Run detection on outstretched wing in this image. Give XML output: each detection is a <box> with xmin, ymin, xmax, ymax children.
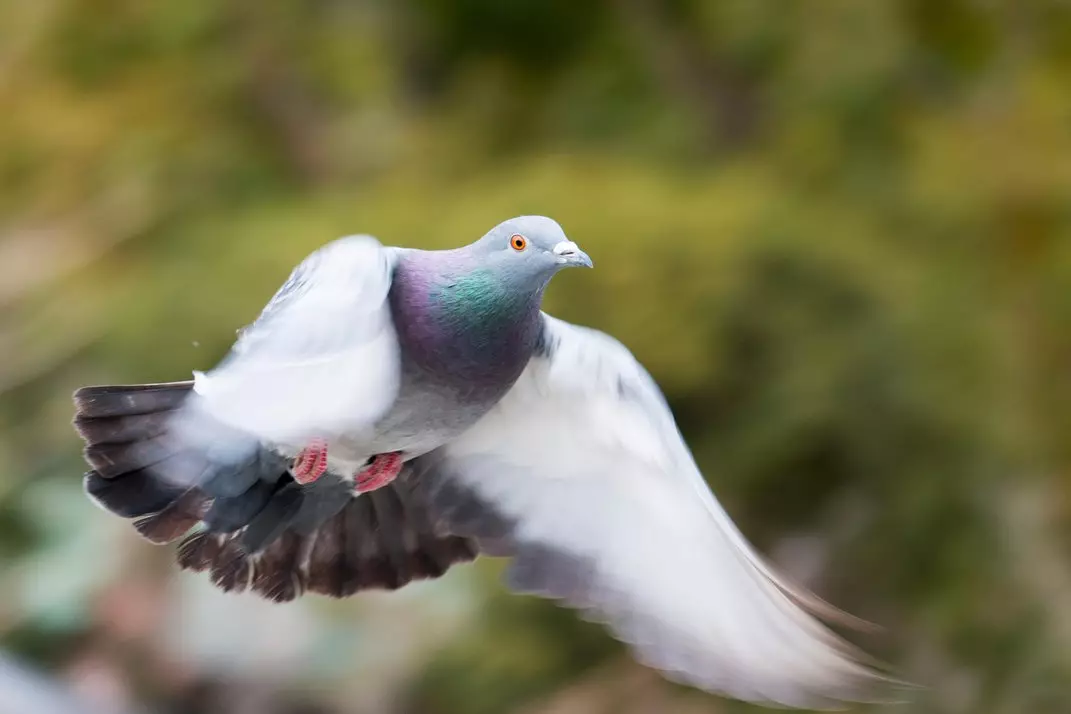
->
<box><xmin>189</xmin><ymin>235</ymin><xmax>401</xmax><ymax>447</ymax></box>
<box><xmin>414</xmin><ymin>314</ymin><xmax>891</xmax><ymax>708</ymax></box>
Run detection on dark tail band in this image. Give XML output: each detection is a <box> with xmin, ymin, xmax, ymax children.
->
<box><xmin>73</xmin><ymin>381</ymin><xmax>478</xmax><ymax>602</ymax></box>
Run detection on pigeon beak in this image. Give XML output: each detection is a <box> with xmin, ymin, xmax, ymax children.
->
<box><xmin>552</xmin><ymin>241</ymin><xmax>593</xmax><ymax>268</ymax></box>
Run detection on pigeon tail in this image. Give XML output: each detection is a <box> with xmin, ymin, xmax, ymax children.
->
<box><xmin>74</xmin><ymin>382</ymin><xmax>288</xmax><ymax>538</ymax></box>
<box><xmin>72</xmin><ymin>382</ymin><xmax>478</xmax><ymax>601</ymax></box>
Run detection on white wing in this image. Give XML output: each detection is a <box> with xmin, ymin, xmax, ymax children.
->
<box><xmin>190</xmin><ymin>236</ymin><xmax>401</xmax><ymax>447</ymax></box>
<box><xmin>415</xmin><ymin>315</ymin><xmax>891</xmax><ymax>707</ymax></box>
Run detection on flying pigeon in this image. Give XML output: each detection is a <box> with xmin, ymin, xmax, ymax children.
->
<box><xmin>73</xmin><ymin>216</ymin><xmax>890</xmax><ymax>707</ymax></box>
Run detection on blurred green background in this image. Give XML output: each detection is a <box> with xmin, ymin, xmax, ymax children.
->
<box><xmin>2</xmin><ymin>1</ymin><xmax>1071</xmax><ymax>712</ymax></box>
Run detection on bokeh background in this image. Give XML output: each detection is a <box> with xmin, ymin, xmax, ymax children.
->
<box><xmin>3</xmin><ymin>1</ymin><xmax>1071</xmax><ymax>712</ymax></box>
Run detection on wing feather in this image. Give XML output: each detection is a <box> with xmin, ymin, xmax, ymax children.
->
<box><xmin>416</xmin><ymin>314</ymin><xmax>896</xmax><ymax>707</ymax></box>
<box><xmin>188</xmin><ymin>235</ymin><xmax>401</xmax><ymax>446</ymax></box>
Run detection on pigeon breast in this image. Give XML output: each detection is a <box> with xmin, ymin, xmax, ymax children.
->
<box><xmin>364</xmin><ymin>249</ymin><xmax>545</xmax><ymax>458</ymax></box>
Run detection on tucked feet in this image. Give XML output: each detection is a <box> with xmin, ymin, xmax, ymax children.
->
<box><xmin>354</xmin><ymin>452</ymin><xmax>403</xmax><ymax>494</ymax></box>
<box><xmin>292</xmin><ymin>438</ymin><xmax>328</xmax><ymax>484</ymax></box>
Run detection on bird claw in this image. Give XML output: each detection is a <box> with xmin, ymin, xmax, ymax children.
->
<box><xmin>354</xmin><ymin>452</ymin><xmax>403</xmax><ymax>494</ymax></box>
<box><xmin>292</xmin><ymin>438</ymin><xmax>328</xmax><ymax>484</ymax></box>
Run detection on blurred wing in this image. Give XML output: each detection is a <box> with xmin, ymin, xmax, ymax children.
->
<box><xmin>416</xmin><ymin>314</ymin><xmax>889</xmax><ymax>707</ymax></box>
<box><xmin>190</xmin><ymin>236</ymin><xmax>401</xmax><ymax>445</ymax></box>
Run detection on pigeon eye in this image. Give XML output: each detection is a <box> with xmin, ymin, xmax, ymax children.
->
<box><xmin>510</xmin><ymin>234</ymin><xmax>528</xmax><ymax>251</ymax></box>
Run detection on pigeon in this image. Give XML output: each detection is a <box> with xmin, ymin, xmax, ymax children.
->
<box><xmin>73</xmin><ymin>216</ymin><xmax>893</xmax><ymax>707</ymax></box>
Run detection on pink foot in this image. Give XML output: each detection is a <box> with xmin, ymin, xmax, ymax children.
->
<box><xmin>354</xmin><ymin>452</ymin><xmax>403</xmax><ymax>494</ymax></box>
<box><xmin>292</xmin><ymin>438</ymin><xmax>328</xmax><ymax>484</ymax></box>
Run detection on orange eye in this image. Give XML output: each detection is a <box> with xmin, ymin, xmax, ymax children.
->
<box><xmin>510</xmin><ymin>234</ymin><xmax>528</xmax><ymax>251</ymax></box>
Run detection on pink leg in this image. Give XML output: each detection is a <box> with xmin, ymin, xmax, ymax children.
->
<box><xmin>292</xmin><ymin>438</ymin><xmax>328</xmax><ymax>485</ymax></box>
<box><xmin>354</xmin><ymin>452</ymin><xmax>403</xmax><ymax>494</ymax></box>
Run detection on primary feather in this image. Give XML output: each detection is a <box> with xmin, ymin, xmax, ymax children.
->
<box><xmin>415</xmin><ymin>316</ymin><xmax>892</xmax><ymax>707</ymax></box>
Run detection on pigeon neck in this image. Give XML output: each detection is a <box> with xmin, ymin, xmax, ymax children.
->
<box><xmin>392</xmin><ymin>254</ymin><xmax>545</xmax><ymax>386</ymax></box>
<box><xmin>432</xmin><ymin>268</ymin><xmax>543</xmax><ymax>328</ymax></box>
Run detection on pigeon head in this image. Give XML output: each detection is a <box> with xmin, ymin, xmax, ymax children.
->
<box><xmin>472</xmin><ymin>216</ymin><xmax>592</xmax><ymax>288</ymax></box>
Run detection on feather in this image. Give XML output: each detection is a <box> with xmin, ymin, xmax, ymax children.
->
<box><xmin>84</xmin><ymin>469</ymin><xmax>187</xmax><ymax>518</ymax></box>
<box><xmin>133</xmin><ymin>489</ymin><xmax>209</xmax><ymax>544</ymax></box>
<box><xmin>209</xmin><ymin>536</ymin><xmax>252</xmax><ymax>593</ymax></box>
<box><xmin>251</xmin><ymin>530</ymin><xmax>306</xmax><ymax>602</ymax></box>
<box><xmin>176</xmin><ymin>531</ymin><xmax>223</xmax><ymax>573</ymax></box>
<box><xmin>241</xmin><ymin>484</ymin><xmax>304</xmax><ymax>552</ymax></box>
<box><xmin>74</xmin><ymin>410</ymin><xmax>176</xmax><ymax>445</ymax></box>
<box><xmin>202</xmin><ymin>479</ymin><xmax>278</xmax><ymax>534</ymax></box>
<box><xmin>74</xmin><ymin>382</ymin><xmax>193</xmax><ymax>418</ymax></box>
<box><xmin>414</xmin><ymin>314</ymin><xmax>899</xmax><ymax>708</ymax></box>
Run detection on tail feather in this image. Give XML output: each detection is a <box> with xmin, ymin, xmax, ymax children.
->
<box><xmin>176</xmin><ymin>530</ymin><xmax>223</xmax><ymax>572</ymax></box>
<box><xmin>84</xmin><ymin>469</ymin><xmax>188</xmax><ymax>518</ymax></box>
<box><xmin>299</xmin><ymin>472</ymin><xmax>479</xmax><ymax>600</ymax></box>
<box><xmin>74</xmin><ymin>382</ymin><xmax>480</xmax><ymax>603</ymax></box>
<box><xmin>74</xmin><ymin>410</ymin><xmax>175</xmax><ymax>445</ymax></box>
<box><xmin>203</xmin><ymin>480</ymin><xmax>278</xmax><ymax>533</ymax></box>
<box><xmin>200</xmin><ymin>449</ymin><xmax>284</xmax><ymax>499</ymax></box>
<box><xmin>83</xmin><ymin>435</ymin><xmax>179</xmax><ymax>479</ymax></box>
<box><xmin>134</xmin><ymin>489</ymin><xmax>210</xmax><ymax>544</ymax></box>
<box><xmin>74</xmin><ymin>382</ymin><xmax>192</xmax><ymax>418</ymax></box>
<box><xmin>210</xmin><ymin>537</ymin><xmax>254</xmax><ymax>593</ymax></box>
<box><xmin>75</xmin><ymin>382</ymin><xmax>228</xmax><ymax>529</ymax></box>
<box><xmin>242</xmin><ymin>483</ymin><xmax>305</xmax><ymax>552</ymax></box>
<box><xmin>251</xmin><ymin>530</ymin><xmax>306</xmax><ymax>601</ymax></box>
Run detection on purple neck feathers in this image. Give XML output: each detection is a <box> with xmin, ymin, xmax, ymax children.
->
<box><xmin>389</xmin><ymin>250</ymin><xmax>545</xmax><ymax>386</ymax></box>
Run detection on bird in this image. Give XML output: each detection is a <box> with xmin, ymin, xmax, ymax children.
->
<box><xmin>73</xmin><ymin>215</ymin><xmax>894</xmax><ymax>708</ymax></box>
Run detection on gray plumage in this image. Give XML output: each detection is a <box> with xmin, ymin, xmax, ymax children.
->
<box><xmin>73</xmin><ymin>216</ymin><xmax>899</xmax><ymax>708</ymax></box>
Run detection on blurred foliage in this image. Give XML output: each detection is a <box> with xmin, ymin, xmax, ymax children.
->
<box><xmin>3</xmin><ymin>0</ymin><xmax>1071</xmax><ymax>713</ymax></box>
